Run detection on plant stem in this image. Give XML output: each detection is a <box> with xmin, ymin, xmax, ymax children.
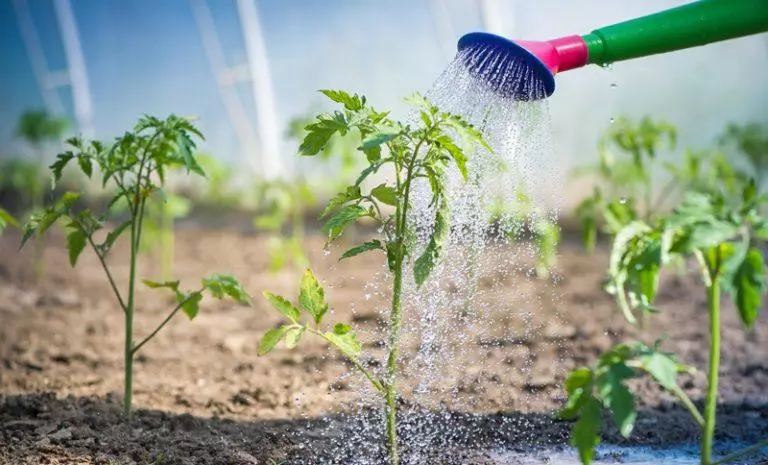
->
<box><xmin>385</xmin><ymin>251</ymin><xmax>404</xmax><ymax>465</ymax></box>
<box><xmin>87</xmin><ymin>236</ymin><xmax>127</xmax><ymax>312</ymax></box>
<box><xmin>702</xmin><ymin>280</ymin><xmax>721</xmax><ymax>465</ymax></box>
<box><xmin>670</xmin><ymin>386</ymin><xmax>705</xmax><ymax>427</ymax></box>
<box><xmin>131</xmin><ymin>288</ymin><xmax>203</xmax><ymax>355</ymax></box>
<box><xmin>711</xmin><ymin>438</ymin><xmax>768</xmax><ymax>465</ymax></box>
<box><xmin>124</xmin><ymin>215</ymin><xmax>138</xmax><ymax>416</ymax></box>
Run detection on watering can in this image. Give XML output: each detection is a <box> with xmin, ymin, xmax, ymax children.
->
<box><xmin>458</xmin><ymin>0</ymin><xmax>768</xmax><ymax>100</ymax></box>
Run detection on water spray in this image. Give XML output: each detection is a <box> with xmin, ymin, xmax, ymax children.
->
<box><xmin>458</xmin><ymin>0</ymin><xmax>768</xmax><ymax>100</ymax></box>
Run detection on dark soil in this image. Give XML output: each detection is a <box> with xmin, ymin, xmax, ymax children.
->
<box><xmin>1</xmin><ymin>228</ymin><xmax>767</xmax><ymax>464</ymax></box>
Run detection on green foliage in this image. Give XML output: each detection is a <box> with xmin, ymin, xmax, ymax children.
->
<box><xmin>572</xmin><ymin>116</ymin><xmax>677</xmax><ymax>252</ymax></box>
<box><xmin>0</xmin><ymin>208</ymin><xmax>19</xmax><ymax>235</ymax></box>
<box><xmin>16</xmin><ymin>109</ymin><xmax>68</xmax><ymax>146</ymax></box>
<box><xmin>565</xmin><ymin>175</ymin><xmax>768</xmax><ymax>464</ymax></box>
<box><xmin>719</xmin><ymin>122</ymin><xmax>768</xmax><ymax>191</ymax></box>
<box><xmin>253</xmin><ymin>179</ymin><xmax>313</xmax><ymax>272</ymax></box>
<box><xmin>560</xmin><ymin>343</ymin><xmax>692</xmax><ymax>464</ymax></box>
<box><xmin>21</xmin><ymin>114</ymin><xmax>251</xmax><ymax>415</ymax></box>
<box><xmin>259</xmin><ymin>90</ymin><xmax>489</xmax><ymax>464</ymax></box>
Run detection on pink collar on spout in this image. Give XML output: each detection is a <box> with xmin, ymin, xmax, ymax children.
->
<box><xmin>515</xmin><ymin>35</ymin><xmax>588</xmax><ymax>74</ymax></box>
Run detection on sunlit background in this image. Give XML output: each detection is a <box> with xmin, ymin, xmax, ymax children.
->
<box><xmin>1</xmin><ymin>0</ymin><xmax>767</xmax><ymax>208</ymax></box>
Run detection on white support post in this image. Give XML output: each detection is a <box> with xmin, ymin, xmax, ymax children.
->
<box><xmin>235</xmin><ymin>0</ymin><xmax>284</xmax><ymax>180</ymax></box>
<box><xmin>52</xmin><ymin>0</ymin><xmax>94</xmax><ymax>138</ymax></box>
<box><xmin>190</xmin><ymin>0</ymin><xmax>260</xmax><ymax>172</ymax></box>
<box><xmin>12</xmin><ymin>0</ymin><xmax>65</xmax><ymax>115</ymax></box>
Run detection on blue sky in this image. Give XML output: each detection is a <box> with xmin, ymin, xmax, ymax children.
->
<box><xmin>1</xmin><ymin>0</ymin><xmax>767</xmax><ymax>197</ymax></box>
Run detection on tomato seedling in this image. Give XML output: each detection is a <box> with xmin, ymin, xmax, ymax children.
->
<box><xmin>259</xmin><ymin>90</ymin><xmax>490</xmax><ymax>465</ymax></box>
<box><xmin>562</xmin><ymin>180</ymin><xmax>768</xmax><ymax>464</ymax></box>
<box><xmin>21</xmin><ymin>115</ymin><xmax>252</xmax><ymax>416</ymax></box>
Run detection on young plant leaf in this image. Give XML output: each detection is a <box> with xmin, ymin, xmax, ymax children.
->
<box><xmin>340</xmin><ymin>239</ymin><xmax>384</xmax><ymax>261</ymax></box>
<box><xmin>325</xmin><ymin>325</ymin><xmax>362</xmax><ymax>358</ymax></box>
<box><xmin>598</xmin><ymin>363</ymin><xmax>636</xmax><ymax>438</ymax></box>
<box><xmin>259</xmin><ymin>326</ymin><xmax>288</xmax><ymax>355</ymax></box>
<box><xmin>321</xmin><ymin>186</ymin><xmax>362</xmax><ymax>219</ymax></box>
<box><xmin>263</xmin><ymin>291</ymin><xmax>301</xmax><ymax>323</ymax></box>
<box><xmin>65</xmin><ymin>225</ymin><xmax>88</xmax><ymax>267</ymax></box>
<box><xmin>299</xmin><ymin>269</ymin><xmax>329</xmax><ymax>325</ymax></box>
<box><xmin>322</xmin><ymin>204</ymin><xmax>370</xmax><ymax>241</ymax></box>
<box><xmin>142</xmin><ymin>279</ymin><xmax>181</xmax><ymax>291</ymax></box>
<box><xmin>179</xmin><ymin>290</ymin><xmax>203</xmax><ymax>319</ymax></box>
<box><xmin>371</xmin><ymin>184</ymin><xmax>398</xmax><ymax>206</ymax></box>
<box><xmin>571</xmin><ymin>396</ymin><xmax>602</xmax><ymax>465</ymax></box>
<box><xmin>360</xmin><ymin>129</ymin><xmax>400</xmax><ymax>151</ymax></box>
<box><xmin>284</xmin><ymin>325</ymin><xmax>306</xmax><ymax>349</ymax></box>
<box><xmin>730</xmin><ymin>247</ymin><xmax>765</xmax><ymax>328</ymax></box>
<box><xmin>203</xmin><ymin>274</ymin><xmax>252</xmax><ymax>304</ymax></box>
<box><xmin>320</xmin><ymin>89</ymin><xmax>364</xmax><ymax>111</ymax></box>
<box><xmin>101</xmin><ymin>220</ymin><xmax>132</xmax><ymax>254</ymax></box>
<box><xmin>414</xmin><ymin>197</ymin><xmax>449</xmax><ymax>286</ymax></box>
<box><xmin>300</xmin><ymin>112</ymin><xmax>348</xmax><ymax>156</ymax></box>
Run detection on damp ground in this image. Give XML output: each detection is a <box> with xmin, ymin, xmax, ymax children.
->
<box><xmin>1</xmin><ymin>227</ymin><xmax>767</xmax><ymax>464</ymax></box>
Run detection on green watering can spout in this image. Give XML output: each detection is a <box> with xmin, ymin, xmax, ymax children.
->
<box><xmin>457</xmin><ymin>0</ymin><xmax>768</xmax><ymax>100</ymax></box>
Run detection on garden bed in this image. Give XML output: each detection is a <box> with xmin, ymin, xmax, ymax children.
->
<box><xmin>1</xmin><ymin>229</ymin><xmax>766</xmax><ymax>464</ymax></box>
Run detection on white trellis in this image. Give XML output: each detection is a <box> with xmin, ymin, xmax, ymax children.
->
<box><xmin>13</xmin><ymin>0</ymin><xmax>94</xmax><ymax>138</ymax></box>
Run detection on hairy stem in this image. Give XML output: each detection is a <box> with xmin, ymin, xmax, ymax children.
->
<box><xmin>702</xmin><ymin>280</ymin><xmax>721</xmax><ymax>464</ymax></box>
<box><xmin>711</xmin><ymin>438</ymin><xmax>768</xmax><ymax>465</ymax></box>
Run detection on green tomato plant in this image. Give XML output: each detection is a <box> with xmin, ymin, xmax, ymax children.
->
<box><xmin>572</xmin><ymin>116</ymin><xmax>677</xmax><ymax>252</ymax></box>
<box><xmin>21</xmin><ymin>115</ymin><xmax>252</xmax><ymax>416</ymax></box>
<box><xmin>10</xmin><ymin>110</ymin><xmax>69</xmax><ymax>279</ymax></box>
<box><xmin>253</xmin><ymin>178</ymin><xmax>313</xmax><ymax>272</ymax></box>
<box><xmin>719</xmin><ymin>122</ymin><xmax>768</xmax><ymax>192</ymax></box>
<box><xmin>488</xmin><ymin>191</ymin><xmax>560</xmax><ymax>279</ymax></box>
<box><xmin>561</xmin><ymin>180</ymin><xmax>768</xmax><ymax>465</ymax></box>
<box><xmin>258</xmin><ymin>90</ymin><xmax>490</xmax><ymax>465</ymax></box>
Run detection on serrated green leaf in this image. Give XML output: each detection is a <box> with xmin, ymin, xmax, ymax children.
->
<box><xmin>259</xmin><ymin>326</ymin><xmax>288</xmax><ymax>355</ymax></box>
<box><xmin>371</xmin><ymin>184</ymin><xmax>398</xmax><ymax>206</ymax></box>
<box><xmin>321</xmin><ymin>186</ymin><xmax>361</xmax><ymax>219</ymax></box>
<box><xmin>299</xmin><ymin>112</ymin><xmax>348</xmax><ymax>155</ymax></box>
<box><xmin>684</xmin><ymin>220</ymin><xmax>739</xmax><ymax>252</ymax></box>
<box><xmin>340</xmin><ymin>239</ymin><xmax>384</xmax><ymax>261</ymax></box>
<box><xmin>333</xmin><ymin>322</ymin><xmax>351</xmax><ymax>335</ymax></box>
<box><xmin>360</xmin><ymin>129</ymin><xmax>400</xmax><ymax>151</ymax></box>
<box><xmin>731</xmin><ymin>247</ymin><xmax>765</xmax><ymax>328</ymax></box>
<box><xmin>263</xmin><ymin>291</ymin><xmax>301</xmax><ymax>323</ymax></box>
<box><xmin>285</xmin><ymin>326</ymin><xmax>306</xmax><ymax>349</ymax></box>
<box><xmin>414</xmin><ymin>197</ymin><xmax>449</xmax><ymax>286</ymax></box>
<box><xmin>325</xmin><ymin>329</ymin><xmax>362</xmax><ymax>357</ymax></box>
<box><xmin>637</xmin><ymin>349</ymin><xmax>680</xmax><ymax>391</ymax></box>
<box><xmin>65</xmin><ymin>226</ymin><xmax>87</xmax><ymax>267</ymax></box>
<box><xmin>320</xmin><ymin>89</ymin><xmax>364</xmax><ymax>111</ymax></box>
<box><xmin>51</xmin><ymin>153</ymin><xmax>75</xmax><ymax>183</ymax></box>
<box><xmin>203</xmin><ymin>273</ymin><xmax>251</xmax><ymax>304</ymax></box>
<box><xmin>143</xmin><ymin>279</ymin><xmax>181</xmax><ymax>291</ymax></box>
<box><xmin>435</xmin><ymin>135</ymin><xmax>468</xmax><ymax>181</ymax></box>
<box><xmin>77</xmin><ymin>155</ymin><xmax>93</xmax><ymax>178</ymax></box>
<box><xmin>571</xmin><ymin>396</ymin><xmax>602</xmax><ymax>465</ymax></box>
<box><xmin>598</xmin><ymin>363</ymin><xmax>636</xmax><ymax>438</ymax></box>
<box><xmin>180</xmin><ymin>291</ymin><xmax>203</xmax><ymax>319</ymax></box>
<box><xmin>322</xmin><ymin>204</ymin><xmax>369</xmax><ymax>241</ymax></box>
<box><xmin>299</xmin><ymin>269</ymin><xmax>329</xmax><ymax>325</ymax></box>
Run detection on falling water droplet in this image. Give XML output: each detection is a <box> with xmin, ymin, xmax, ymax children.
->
<box><xmin>364</xmin><ymin>293</ymin><xmax>371</xmax><ymax>301</ymax></box>
<box><xmin>619</xmin><ymin>197</ymin><xmax>628</xmax><ymax>204</ymax></box>
<box><xmin>323</xmin><ymin>244</ymin><xmax>331</xmax><ymax>256</ymax></box>
<box><xmin>610</xmin><ymin>83</ymin><xmax>617</xmax><ymax>89</ymax></box>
